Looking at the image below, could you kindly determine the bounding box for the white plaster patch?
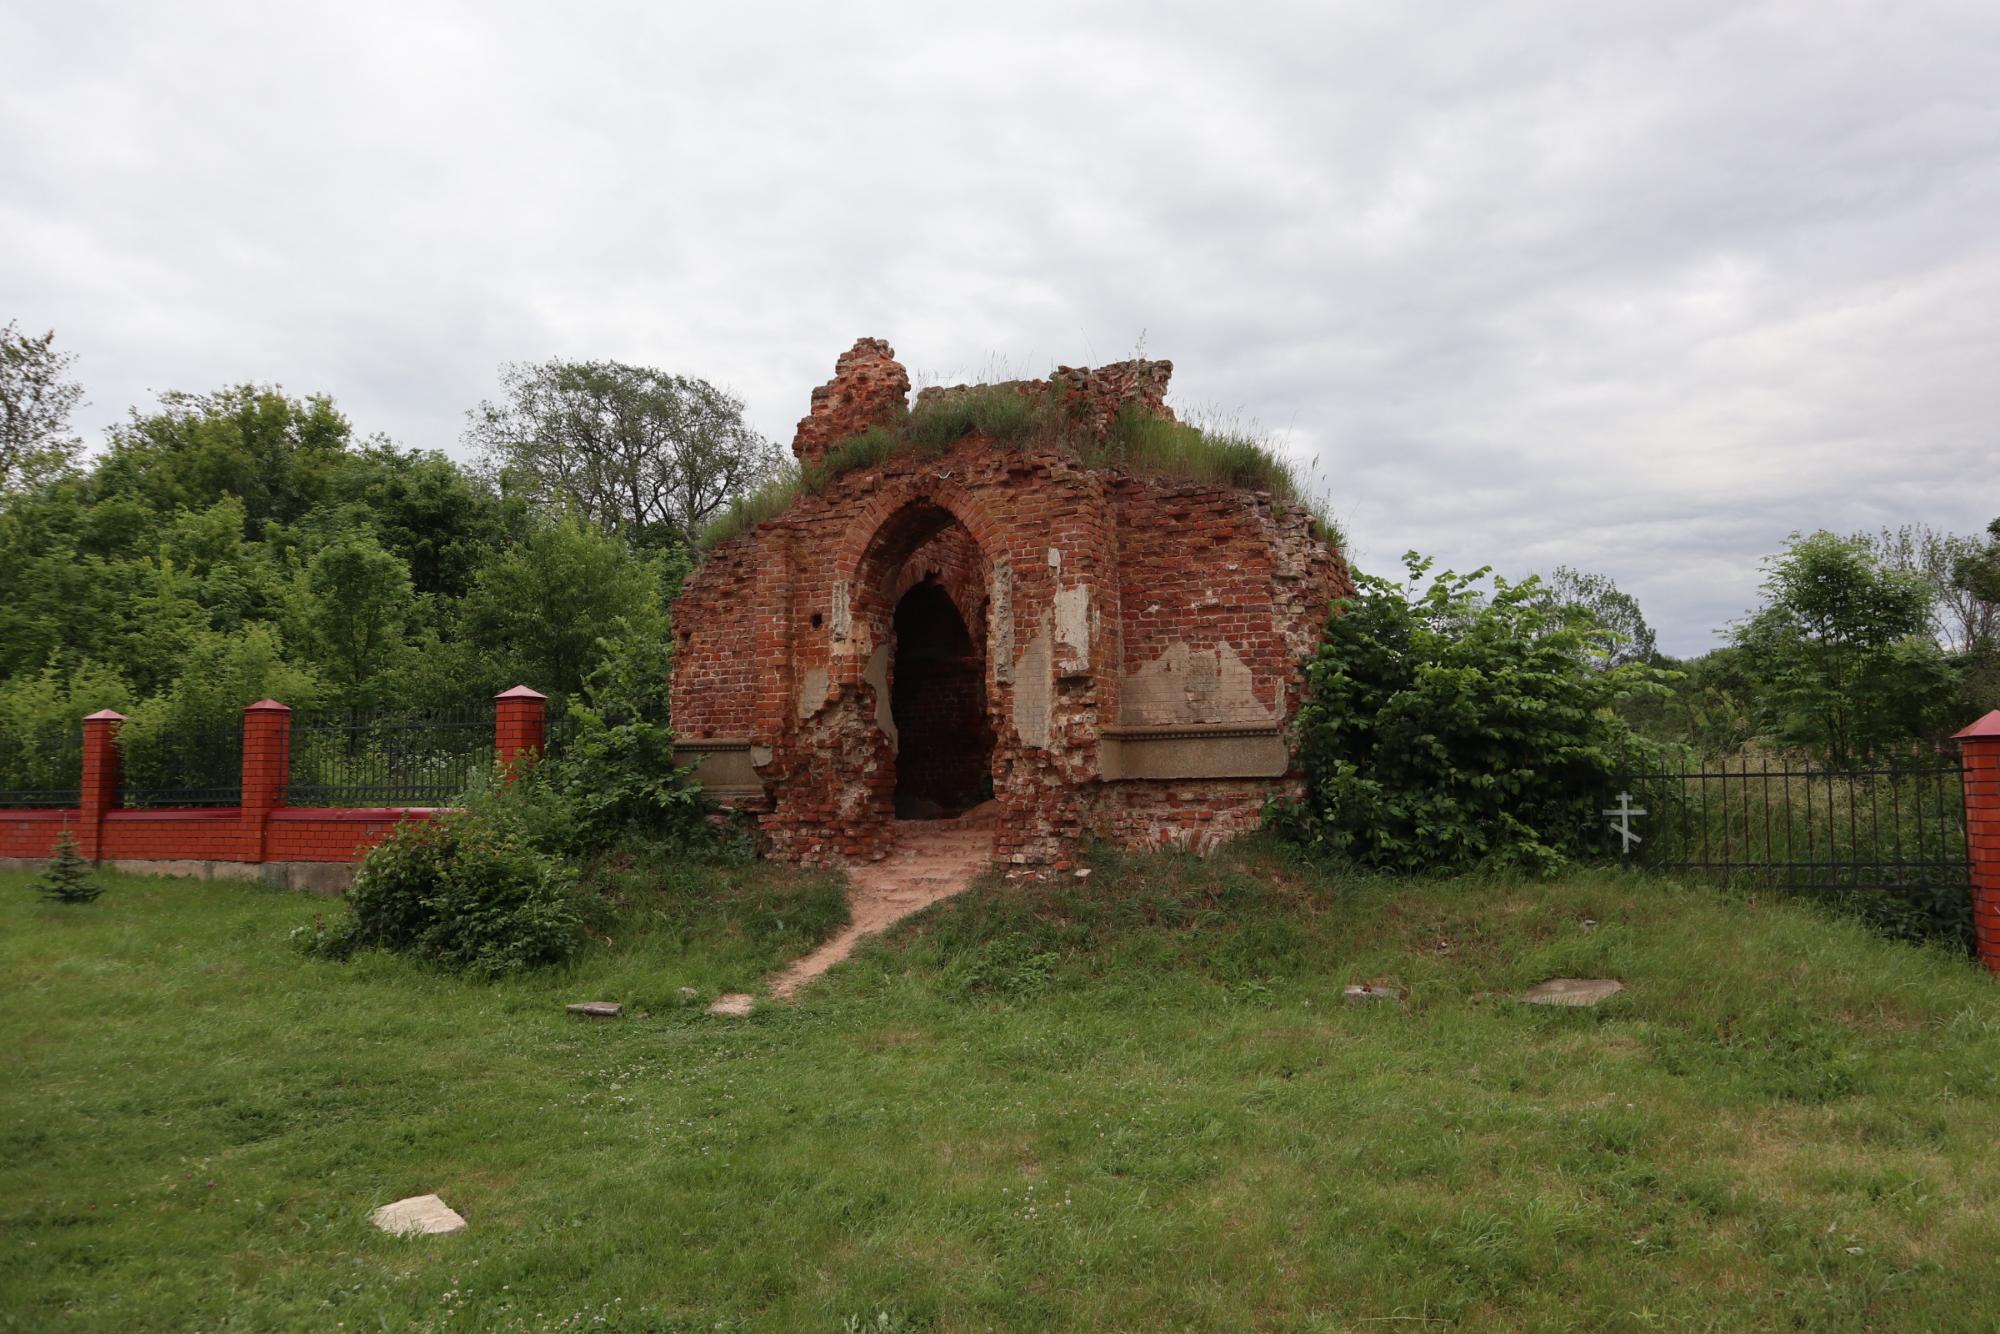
[797,666,829,721]
[1012,630,1052,749]
[1119,641,1274,727]
[864,641,896,750]
[830,581,851,642]
[991,559,1014,684]
[1054,583,1091,660]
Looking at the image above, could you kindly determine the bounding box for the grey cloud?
[3,0,1995,654]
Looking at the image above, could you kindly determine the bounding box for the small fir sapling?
[32,829,102,903]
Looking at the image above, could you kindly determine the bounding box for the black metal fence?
[1607,758,1972,945]
[288,705,495,806]
[0,731,84,807]
[121,724,244,808]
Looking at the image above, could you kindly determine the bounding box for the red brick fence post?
[1958,710,2000,974]
[241,699,292,862]
[78,709,124,861]
[495,686,547,777]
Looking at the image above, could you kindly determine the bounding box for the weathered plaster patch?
[991,558,1014,684]
[1054,583,1091,659]
[864,641,896,750]
[830,580,851,642]
[1012,629,1052,748]
[1119,641,1274,727]
[797,666,829,721]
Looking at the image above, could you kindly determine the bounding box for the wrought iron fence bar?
[287,705,494,808]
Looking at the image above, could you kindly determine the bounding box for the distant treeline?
[0,322,780,751]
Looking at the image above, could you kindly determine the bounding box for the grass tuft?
[904,383,1041,448]
[1079,406,1302,500]
[698,465,804,550]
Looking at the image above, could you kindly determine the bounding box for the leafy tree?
[298,531,415,706]
[466,359,780,550]
[1953,518,2000,615]
[1283,554,1665,875]
[1540,565,1656,670]
[1733,531,1957,766]
[323,445,509,601]
[459,512,669,698]
[1,321,85,494]
[1861,522,1998,657]
[97,386,352,530]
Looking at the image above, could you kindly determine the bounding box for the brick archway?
[847,496,999,825]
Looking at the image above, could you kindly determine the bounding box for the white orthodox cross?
[1602,792,1646,855]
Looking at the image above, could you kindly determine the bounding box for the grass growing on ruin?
[698,376,1330,551]
[11,839,2000,1330]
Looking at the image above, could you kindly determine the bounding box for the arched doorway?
[890,577,994,818]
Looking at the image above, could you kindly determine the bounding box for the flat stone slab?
[565,1001,621,1019]
[706,993,755,1017]
[1343,982,1404,1003]
[370,1194,466,1236]
[1520,978,1625,1007]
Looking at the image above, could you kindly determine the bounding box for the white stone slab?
[706,993,755,1017]
[370,1194,466,1236]
[1520,978,1625,1007]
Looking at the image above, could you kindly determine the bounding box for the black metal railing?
[1606,757,1974,949]
[0,731,84,807]
[288,706,494,807]
[121,724,244,808]
[543,694,580,760]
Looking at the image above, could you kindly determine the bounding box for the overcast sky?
[4,1,1995,654]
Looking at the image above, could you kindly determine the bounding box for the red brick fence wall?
[1958,711,2000,973]
[0,687,549,894]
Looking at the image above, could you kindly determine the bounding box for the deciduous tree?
[0,321,84,494]
[466,359,779,551]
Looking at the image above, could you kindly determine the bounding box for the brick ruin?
[670,339,1354,867]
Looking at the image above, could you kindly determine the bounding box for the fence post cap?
[83,709,125,722]
[495,685,547,701]
[1954,710,2000,741]
[244,699,292,713]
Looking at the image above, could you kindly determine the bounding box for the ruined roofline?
[791,337,1177,467]
[695,336,1331,553]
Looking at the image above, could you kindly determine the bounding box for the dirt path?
[767,802,997,999]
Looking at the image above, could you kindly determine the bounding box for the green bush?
[307,811,580,978]
[514,616,709,856]
[1280,554,1667,875]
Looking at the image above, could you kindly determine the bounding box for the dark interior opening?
[891,580,993,819]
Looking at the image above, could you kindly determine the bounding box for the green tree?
[97,386,352,530]
[323,445,508,601]
[1953,518,2000,613]
[460,513,669,698]
[466,359,780,550]
[1733,531,1956,766]
[1861,522,1998,657]
[1540,565,1657,670]
[1,321,85,495]
[298,531,415,706]
[31,830,102,904]
[1285,555,1665,875]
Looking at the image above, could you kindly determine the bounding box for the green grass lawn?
[6,840,2000,1331]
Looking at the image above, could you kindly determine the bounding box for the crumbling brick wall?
[671,339,1353,867]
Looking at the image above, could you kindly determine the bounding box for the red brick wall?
[0,691,534,879]
[0,810,68,859]
[1959,717,2000,972]
[671,425,1351,867]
